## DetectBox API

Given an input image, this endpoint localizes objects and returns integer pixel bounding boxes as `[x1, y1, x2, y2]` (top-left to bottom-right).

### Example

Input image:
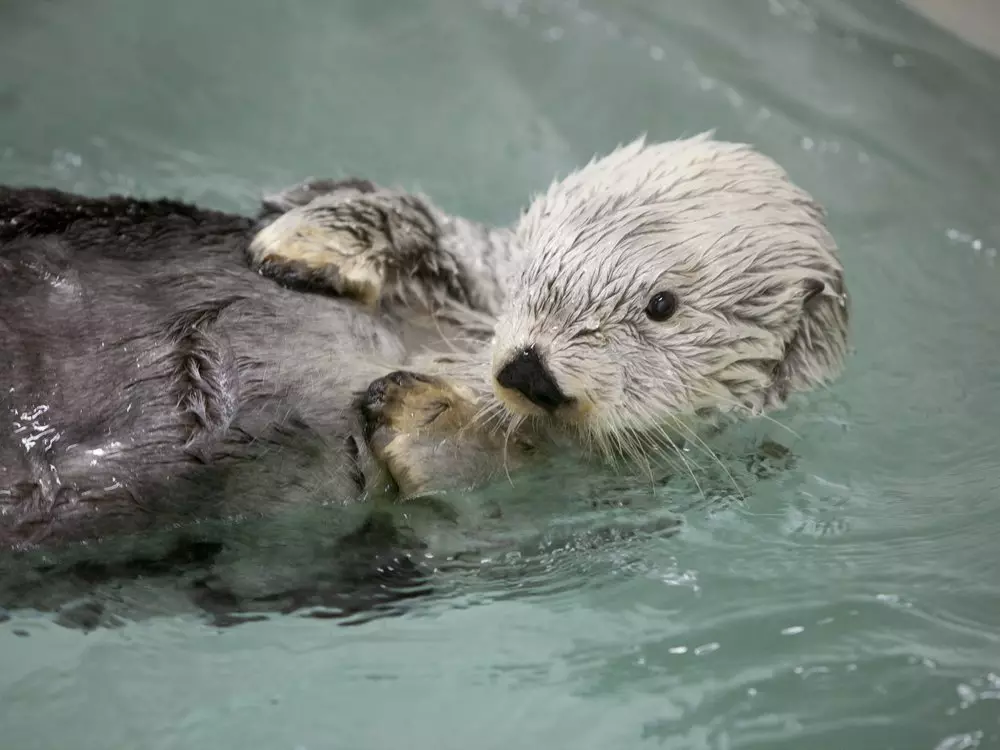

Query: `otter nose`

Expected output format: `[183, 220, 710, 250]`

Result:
[495, 346, 571, 412]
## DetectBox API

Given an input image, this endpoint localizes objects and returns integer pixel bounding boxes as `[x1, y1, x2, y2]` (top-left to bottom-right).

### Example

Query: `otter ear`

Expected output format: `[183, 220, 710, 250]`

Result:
[802, 277, 825, 305]
[256, 177, 379, 223]
[764, 271, 850, 410]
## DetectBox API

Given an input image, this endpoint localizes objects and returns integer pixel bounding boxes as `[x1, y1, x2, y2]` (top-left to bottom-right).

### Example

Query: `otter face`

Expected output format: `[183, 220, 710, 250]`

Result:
[491, 134, 849, 450]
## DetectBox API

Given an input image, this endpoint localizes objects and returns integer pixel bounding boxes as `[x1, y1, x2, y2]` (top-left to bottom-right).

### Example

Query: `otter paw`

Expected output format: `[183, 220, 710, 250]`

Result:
[247, 196, 391, 308]
[358, 370, 485, 498]
[361, 371, 474, 446]
[257, 177, 379, 221]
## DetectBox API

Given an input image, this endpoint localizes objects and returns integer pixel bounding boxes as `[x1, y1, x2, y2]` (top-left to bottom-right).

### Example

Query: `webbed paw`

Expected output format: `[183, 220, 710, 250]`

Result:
[257, 177, 378, 222]
[358, 370, 535, 500]
[247, 183, 439, 310]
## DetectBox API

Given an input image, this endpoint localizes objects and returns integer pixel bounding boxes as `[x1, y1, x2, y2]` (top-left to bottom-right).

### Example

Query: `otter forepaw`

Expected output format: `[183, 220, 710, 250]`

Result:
[257, 177, 379, 221]
[358, 370, 487, 499]
[361, 371, 473, 447]
[247, 188, 441, 310]
[247, 196, 391, 308]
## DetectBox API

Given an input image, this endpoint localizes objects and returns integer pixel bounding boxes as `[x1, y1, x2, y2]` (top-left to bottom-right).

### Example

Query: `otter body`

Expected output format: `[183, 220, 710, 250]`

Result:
[2, 134, 852, 547]
[0, 134, 851, 627]
[0, 187, 407, 550]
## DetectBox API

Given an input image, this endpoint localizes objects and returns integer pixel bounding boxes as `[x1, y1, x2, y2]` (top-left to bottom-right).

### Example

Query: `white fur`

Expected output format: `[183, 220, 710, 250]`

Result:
[490, 133, 849, 447]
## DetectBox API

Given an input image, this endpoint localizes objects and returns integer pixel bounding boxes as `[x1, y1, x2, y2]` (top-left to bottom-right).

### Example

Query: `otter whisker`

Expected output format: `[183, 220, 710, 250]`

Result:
[618, 400, 718, 505]
[595, 405, 708, 506]
[620, 400, 699, 467]
[613, 420, 647, 479]
[498, 412, 527, 487]
[619, 425, 661, 488]
[637, 412, 711, 500]
[486, 403, 521, 439]
[666, 414, 747, 503]
[473, 399, 509, 435]
[591, 421, 623, 473]
[425, 306, 491, 356]
[684, 383, 801, 441]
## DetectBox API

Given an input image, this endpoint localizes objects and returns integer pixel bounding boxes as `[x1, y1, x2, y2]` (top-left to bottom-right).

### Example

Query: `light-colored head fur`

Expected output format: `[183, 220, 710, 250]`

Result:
[491, 133, 849, 457]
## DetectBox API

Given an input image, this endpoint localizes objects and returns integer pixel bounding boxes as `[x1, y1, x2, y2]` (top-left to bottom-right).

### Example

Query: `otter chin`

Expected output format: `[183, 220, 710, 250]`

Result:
[489, 133, 850, 454]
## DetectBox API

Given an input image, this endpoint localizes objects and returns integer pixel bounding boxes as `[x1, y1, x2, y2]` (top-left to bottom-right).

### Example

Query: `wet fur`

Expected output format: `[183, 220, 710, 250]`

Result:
[0, 186, 407, 550]
[0, 134, 850, 626]
[495, 134, 849, 438]
[253, 135, 850, 491]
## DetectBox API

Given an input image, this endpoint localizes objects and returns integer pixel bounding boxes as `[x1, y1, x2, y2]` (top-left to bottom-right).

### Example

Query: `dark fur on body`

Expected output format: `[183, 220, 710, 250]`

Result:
[0, 186, 405, 552]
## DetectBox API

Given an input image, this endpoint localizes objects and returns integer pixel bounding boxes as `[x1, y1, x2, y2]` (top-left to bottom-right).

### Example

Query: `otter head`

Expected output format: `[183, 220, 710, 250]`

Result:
[490, 134, 849, 454]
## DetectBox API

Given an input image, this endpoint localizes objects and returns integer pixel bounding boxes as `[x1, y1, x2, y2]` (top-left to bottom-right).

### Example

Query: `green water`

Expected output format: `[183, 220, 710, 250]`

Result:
[2, 0, 1000, 748]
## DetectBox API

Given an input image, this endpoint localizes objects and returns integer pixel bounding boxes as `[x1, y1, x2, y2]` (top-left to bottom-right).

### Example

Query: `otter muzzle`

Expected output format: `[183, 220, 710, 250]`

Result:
[494, 346, 572, 412]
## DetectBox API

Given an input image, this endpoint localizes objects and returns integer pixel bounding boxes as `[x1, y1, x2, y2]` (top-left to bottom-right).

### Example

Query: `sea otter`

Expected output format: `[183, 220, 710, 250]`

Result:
[249, 133, 850, 501]
[0, 134, 849, 626]
[2, 134, 850, 546]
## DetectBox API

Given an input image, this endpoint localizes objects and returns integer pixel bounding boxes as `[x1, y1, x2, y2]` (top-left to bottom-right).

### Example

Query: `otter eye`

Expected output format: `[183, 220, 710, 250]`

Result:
[645, 291, 678, 322]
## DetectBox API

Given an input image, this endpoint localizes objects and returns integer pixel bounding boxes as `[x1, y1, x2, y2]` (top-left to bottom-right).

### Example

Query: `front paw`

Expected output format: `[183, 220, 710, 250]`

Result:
[358, 370, 522, 500]
[247, 189, 440, 310]
[247, 195, 390, 308]
[257, 177, 378, 221]
[360, 371, 474, 456]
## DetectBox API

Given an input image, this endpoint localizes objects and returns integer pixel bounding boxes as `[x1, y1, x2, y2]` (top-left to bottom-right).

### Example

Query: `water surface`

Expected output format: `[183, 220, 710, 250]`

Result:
[1, 1, 999, 748]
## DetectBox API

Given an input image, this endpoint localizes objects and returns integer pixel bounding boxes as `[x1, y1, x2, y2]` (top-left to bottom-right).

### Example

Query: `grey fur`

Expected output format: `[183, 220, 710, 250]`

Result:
[0, 186, 405, 550]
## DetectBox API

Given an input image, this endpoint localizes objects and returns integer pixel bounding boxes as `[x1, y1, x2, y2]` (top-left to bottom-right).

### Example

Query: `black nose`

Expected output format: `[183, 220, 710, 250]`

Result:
[495, 346, 571, 412]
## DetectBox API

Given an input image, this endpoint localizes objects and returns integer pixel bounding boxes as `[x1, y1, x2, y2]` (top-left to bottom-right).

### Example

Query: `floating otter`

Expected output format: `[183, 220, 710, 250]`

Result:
[252, 134, 850, 500]
[0, 134, 848, 626]
[1, 134, 850, 545]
